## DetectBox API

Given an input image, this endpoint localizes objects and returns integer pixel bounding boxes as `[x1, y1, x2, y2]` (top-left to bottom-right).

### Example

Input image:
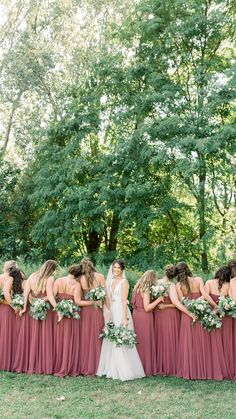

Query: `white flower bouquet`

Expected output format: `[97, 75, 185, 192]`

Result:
[11, 293, 24, 310]
[54, 299, 80, 320]
[217, 296, 236, 318]
[30, 298, 51, 320]
[200, 311, 222, 332]
[182, 296, 222, 332]
[100, 321, 137, 348]
[150, 283, 169, 298]
[88, 286, 106, 302]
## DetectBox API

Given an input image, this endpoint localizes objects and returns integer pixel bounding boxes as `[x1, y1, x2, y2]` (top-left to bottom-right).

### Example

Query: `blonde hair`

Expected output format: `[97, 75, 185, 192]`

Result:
[80, 258, 96, 289]
[134, 270, 158, 294]
[4, 260, 17, 272]
[34, 260, 57, 294]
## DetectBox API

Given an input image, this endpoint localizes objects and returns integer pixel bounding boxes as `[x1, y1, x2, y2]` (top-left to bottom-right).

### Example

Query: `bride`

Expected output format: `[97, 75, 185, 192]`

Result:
[97, 260, 145, 381]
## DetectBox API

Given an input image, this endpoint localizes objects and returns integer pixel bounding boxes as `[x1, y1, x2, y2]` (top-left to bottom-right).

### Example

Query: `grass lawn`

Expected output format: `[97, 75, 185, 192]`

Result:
[0, 372, 236, 419]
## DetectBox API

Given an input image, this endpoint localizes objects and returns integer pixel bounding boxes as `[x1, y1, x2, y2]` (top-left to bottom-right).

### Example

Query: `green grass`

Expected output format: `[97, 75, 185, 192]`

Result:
[0, 372, 236, 419]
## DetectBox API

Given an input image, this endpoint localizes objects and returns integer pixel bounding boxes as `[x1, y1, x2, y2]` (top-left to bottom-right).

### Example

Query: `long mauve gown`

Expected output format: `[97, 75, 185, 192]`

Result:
[0, 301, 17, 371]
[54, 293, 81, 377]
[27, 292, 54, 375]
[208, 294, 229, 379]
[132, 291, 156, 375]
[154, 296, 181, 376]
[13, 305, 32, 373]
[80, 290, 104, 375]
[177, 292, 219, 380]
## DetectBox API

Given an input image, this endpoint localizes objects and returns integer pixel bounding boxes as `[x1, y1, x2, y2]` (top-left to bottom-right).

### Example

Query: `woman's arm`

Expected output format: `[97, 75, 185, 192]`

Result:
[176, 282, 184, 300]
[121, 280, 129, 326]
[198, 277, 217, 307]
[169, 284, 197, 320]
[143, 292, 164, 312]
[3, 278, 13, 305]
[205, 280, 211, 295]
[100, 275, 110, 310]
[73, 282, 101, 307]
[46, 276, 57, 307]
[19, 277, 31, 316]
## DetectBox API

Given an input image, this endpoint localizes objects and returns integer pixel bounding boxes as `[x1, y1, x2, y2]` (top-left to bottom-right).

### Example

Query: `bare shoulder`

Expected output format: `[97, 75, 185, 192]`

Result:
[95, 272, 105, 281]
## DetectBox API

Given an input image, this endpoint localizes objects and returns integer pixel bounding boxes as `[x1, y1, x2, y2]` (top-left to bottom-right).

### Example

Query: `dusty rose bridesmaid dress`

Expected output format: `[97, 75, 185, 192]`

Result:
[27, 292, 54, 375]
[0, 301, 16, 371]
[80, 290, 104, 375]
[13, 306, 32, 373]
[132, 291, 156, 375]
[177, 292, 217, 380]
[154, 296, 181, 376]
[209, 294, 230, 379]
[54, 293, 81, 377]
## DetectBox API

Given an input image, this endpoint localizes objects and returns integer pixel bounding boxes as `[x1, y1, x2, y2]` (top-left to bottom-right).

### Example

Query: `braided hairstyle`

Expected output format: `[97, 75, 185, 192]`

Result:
[8, 267, 23, 295]
[80, 258, 97, 289]
[176, 262, 193, 293]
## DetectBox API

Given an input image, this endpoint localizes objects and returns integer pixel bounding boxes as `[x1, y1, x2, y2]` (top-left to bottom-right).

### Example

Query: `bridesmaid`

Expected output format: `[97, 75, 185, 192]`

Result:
[50, 265, 82, 378]
[228, 260, 236, 379]
[132, 270, 164, 376]
[176, 262, 218, 380]
[205, 266, 231, 379]
[20, 260, 57, 375]
[0, 265, 24, 371]
[74, 257, 106, 376]
[154, 264, 195, 376]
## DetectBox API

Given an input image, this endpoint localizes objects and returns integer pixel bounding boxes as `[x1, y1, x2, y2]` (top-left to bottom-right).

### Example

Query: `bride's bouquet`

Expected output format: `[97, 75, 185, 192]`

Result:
[0, 289, 4, 302]
[88, 286, 106, 302]
[11, 294, 24, 310]
[150, 283, 168, 299]
[100, 321, 137, 348]
[54, 299, 80, 320]
[182, 297, 222, 331]
[216, 296, 236, 318]
[30, 298, 51, 320]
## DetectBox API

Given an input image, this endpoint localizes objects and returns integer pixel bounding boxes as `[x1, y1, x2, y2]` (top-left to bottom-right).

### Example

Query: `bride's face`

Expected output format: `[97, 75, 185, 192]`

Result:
[112, 263, 122, 277]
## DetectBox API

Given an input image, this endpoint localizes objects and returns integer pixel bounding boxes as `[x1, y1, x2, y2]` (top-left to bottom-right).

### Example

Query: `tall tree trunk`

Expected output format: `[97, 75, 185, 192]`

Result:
[198, 153, 208, 272]
[108, 213, 120, 251]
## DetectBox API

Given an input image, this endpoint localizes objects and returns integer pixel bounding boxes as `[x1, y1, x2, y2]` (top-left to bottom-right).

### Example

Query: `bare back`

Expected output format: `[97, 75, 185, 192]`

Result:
[0, 273, 10, 289]
[205, 279, 229, 297]
[54, 275, 78, 296]
[80, 272, 105, 291]
[177, 276, 202, 297]
[229, 277, 236, 301]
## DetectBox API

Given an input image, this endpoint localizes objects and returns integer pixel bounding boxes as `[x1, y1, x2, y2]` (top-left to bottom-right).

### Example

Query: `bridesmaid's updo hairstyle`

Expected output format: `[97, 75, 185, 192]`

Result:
[34, 260, 58, 294]
[134, 270, 157, 294]
[3, 260, 17, 273]
[228, 260, 236, 279]
[112, 260, 125, 271]
[68, 264, 82, 279]
[176, 262, 192, 293]
[8, 267, 23, 295]
[165, 264, 177, 280]
[215, 266, 231, 291]
[80, 257, 97, 289]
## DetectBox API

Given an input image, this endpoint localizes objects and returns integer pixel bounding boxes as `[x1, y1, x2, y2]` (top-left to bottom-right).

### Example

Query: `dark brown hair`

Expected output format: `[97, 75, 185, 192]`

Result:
[112, 260, 125, 271]
[215, 265, 231, 290]
[228, 260, 236, 278]
[9, 267, 23, 295]
[68, 264, 82, 279]
[165, 264, 177, 280]
[176, 262, 193, 292]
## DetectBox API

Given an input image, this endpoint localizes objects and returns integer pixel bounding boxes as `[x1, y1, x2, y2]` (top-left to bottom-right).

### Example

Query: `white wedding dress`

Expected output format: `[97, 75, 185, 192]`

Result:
[97, 278, 145, 381]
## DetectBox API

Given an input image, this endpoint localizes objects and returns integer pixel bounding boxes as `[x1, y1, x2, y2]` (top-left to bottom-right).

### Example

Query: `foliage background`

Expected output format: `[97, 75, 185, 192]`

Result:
[0, 0, 235, 273]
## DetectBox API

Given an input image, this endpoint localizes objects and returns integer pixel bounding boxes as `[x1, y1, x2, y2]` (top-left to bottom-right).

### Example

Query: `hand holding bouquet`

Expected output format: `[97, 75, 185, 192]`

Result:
[54, 299, 80, 323]
[30, 298, 51, 320]
[11, 294, 24, 311]
[150, 283, 169, 299]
